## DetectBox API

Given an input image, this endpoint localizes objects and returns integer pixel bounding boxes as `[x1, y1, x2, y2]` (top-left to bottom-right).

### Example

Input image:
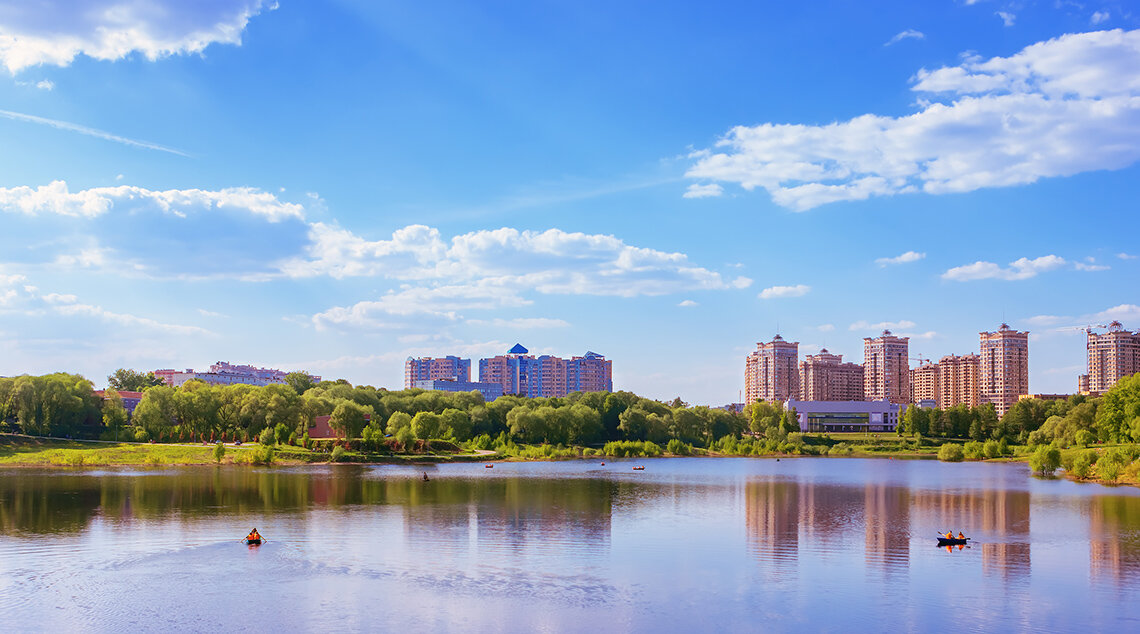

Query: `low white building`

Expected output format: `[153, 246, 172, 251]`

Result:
[784, 399, 901, 433]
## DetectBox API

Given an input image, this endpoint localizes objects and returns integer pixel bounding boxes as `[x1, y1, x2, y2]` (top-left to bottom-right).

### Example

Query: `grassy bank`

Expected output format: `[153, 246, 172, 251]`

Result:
[0, 434, 497, 466]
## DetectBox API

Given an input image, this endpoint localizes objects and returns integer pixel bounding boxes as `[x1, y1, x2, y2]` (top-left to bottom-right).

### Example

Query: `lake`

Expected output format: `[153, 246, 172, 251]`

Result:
[2, 457, 1139, 632]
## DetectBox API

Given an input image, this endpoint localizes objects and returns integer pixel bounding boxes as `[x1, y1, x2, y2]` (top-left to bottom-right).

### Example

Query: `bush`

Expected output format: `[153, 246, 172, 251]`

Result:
[1099, 460, 1122, 483]
[1029, 445, 1061, 476]
[330, 446, 346, 462]
[938, 444, 964, 462]
[666, 439, 692, 456]
[984, 439, 1001, 459]
[1070, 450, 1095, 479]
[252, 445, 274, 465]
[1074, 429, 1095, 448]
[213, 442, 226, 464]
[274, 423, 289, 445]
[133, 428, 150, 442]
[302, 432, 311, 450]
[259, 429, 274, 446]
[963, 441, 985, 460]
[1027, 430, 1048, 447]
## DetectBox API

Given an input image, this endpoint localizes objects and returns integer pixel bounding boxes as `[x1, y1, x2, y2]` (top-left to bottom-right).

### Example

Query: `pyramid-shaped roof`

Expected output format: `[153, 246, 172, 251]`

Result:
[508, 343, 529, 354]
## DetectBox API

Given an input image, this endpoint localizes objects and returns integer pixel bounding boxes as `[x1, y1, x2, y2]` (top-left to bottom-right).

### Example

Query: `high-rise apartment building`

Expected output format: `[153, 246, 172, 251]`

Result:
[479, 344, 612, 398]
[910, 362, 940, 406]
[938, 353, 980, 409]
[863, 330, 910, 404]
[745, 335, 800, 403]
[1086, 321, 1140, 394]
[404, 355, 471, 389]
[798, 349, 864, 401]
[567, 351, 613, 393]
[980, 323, 1029, 417]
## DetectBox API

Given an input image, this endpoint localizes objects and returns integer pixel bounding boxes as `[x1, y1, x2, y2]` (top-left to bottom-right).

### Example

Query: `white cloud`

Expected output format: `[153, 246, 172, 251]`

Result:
[35, 79, 52, 90]
[759, 284, 810, 299]
[687, 29, 1140, 210]
[875, 251, 926, 266]
[849, 319, 916, 331]
[312, 283, 532, 331]
[817, 323, 835, 332]
[678, 299, 698, 307]
[467, 317, 571, 329]
[197, 308, 227, 318]
[898, 330, 938, 340]
[288, 225, 745, 297]
[1074, 258, 1109, 271]
[1118, 252, 1137, 260]
[683, 183, 724, 198]
[0, 109, 188, 155]
[0, 0, 275, 73]
[885, 29, 925, 46]
[0, 180, 302, 221]
[996, 11, 1016, 27]
[942, 255, 1066, 281]
[1091, 11, 1110, 25]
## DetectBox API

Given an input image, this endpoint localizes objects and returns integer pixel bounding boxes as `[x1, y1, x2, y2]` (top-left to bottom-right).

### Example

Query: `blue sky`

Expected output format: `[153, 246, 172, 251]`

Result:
[0, 0, 1137, 404]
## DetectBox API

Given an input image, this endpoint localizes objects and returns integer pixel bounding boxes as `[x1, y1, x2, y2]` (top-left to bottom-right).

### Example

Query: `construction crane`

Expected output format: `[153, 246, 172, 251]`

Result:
[909, 354, 932, 366]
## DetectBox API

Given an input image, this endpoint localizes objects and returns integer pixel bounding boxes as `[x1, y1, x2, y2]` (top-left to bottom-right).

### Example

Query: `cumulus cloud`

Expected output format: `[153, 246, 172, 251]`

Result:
[1075, 258, 1110, 271]
[875, 251, 925, 266]
[0, 0, 275, 73]
[35, 79, 52, 90]
[1091, 11, 1110, 25]
[312, 283, 532, 331]
[0, 179, 302, 221]
[687, 29, 1140, 210]
[1118, 252, 1137, 260]
[942, 255, 1066, 281]
[287, 225, 745, 297]
[849, 319, 916, 331]
[996, 11, 1016, 27]
[678, 299, 698, 307]
[885, 29, 925, 46]
[759, 284, 810, 299]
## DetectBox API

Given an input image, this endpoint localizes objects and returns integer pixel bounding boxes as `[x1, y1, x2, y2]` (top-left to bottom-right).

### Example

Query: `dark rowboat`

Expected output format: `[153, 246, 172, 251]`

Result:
[245, 538, 262, 545]
[937, 537, 969, 546]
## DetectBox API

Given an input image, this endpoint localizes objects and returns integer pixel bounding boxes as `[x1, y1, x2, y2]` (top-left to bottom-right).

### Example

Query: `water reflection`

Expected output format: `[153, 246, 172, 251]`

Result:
[1089, 495, 1140, 586]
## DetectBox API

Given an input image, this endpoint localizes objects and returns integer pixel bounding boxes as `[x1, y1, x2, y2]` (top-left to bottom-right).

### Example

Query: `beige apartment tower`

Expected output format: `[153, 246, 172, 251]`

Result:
[980, 324, 1029, 417]
[864, 330, 910, 404]
[910, 362, 940, 405]
[1086, 321, 1140, 394]
[939, 353, 981, 409]
[799, 349, 865, 401]
[745, 335, 800, 403]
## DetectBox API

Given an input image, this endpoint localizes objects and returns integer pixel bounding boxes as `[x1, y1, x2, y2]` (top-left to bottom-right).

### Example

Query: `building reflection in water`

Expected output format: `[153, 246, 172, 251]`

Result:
[745, 481, 801, 571]
[1089, 495, 1140, 587]
[911, 488, 1030, 578]
[864, 483, 910, 572]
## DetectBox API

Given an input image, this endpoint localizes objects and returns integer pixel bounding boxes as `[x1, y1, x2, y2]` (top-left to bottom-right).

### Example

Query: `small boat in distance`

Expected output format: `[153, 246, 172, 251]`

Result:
[936, 537, 969, 546]
[244, 528, 262, 545]
[633, 466, 645, 471]
[485, 464, 494, 468]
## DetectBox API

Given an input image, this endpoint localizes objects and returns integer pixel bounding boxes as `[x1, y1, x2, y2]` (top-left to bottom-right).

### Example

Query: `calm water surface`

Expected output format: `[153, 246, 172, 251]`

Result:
[2, 458, 1139, 632]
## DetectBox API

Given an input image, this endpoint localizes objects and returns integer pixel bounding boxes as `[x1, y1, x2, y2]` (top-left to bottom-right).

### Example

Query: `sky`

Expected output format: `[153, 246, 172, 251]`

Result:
[0, 0, 1137, 404]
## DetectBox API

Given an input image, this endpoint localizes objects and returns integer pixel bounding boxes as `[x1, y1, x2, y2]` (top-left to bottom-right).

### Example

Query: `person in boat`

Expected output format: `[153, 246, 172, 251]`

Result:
[422, 472, 429, 481]
[958, 531, 965, 540]
[246, 528, 261, 541]
[945, 531, 954, 539]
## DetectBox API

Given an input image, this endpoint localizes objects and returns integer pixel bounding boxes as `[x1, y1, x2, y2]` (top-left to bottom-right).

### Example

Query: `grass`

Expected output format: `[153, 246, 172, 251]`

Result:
[0, 434, 496, 466]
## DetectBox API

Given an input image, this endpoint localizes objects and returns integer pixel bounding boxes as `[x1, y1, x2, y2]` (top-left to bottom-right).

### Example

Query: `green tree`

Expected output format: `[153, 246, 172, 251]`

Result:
[1028, 445, 1062, 476]
[411, 411, 443, 441]
[285, 372, 317, 396]
[213, 442, 226, 463]
[133, 386, 178, 440]
[102, 389, 128, 441]
[107, 368, 164, 392]
[938, 443, 964, 462]
[329, 401, 372, 441]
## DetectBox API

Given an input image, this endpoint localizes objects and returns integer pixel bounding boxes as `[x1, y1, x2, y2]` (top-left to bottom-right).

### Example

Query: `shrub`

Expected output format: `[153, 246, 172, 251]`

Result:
[983, 439, 1001, 459]
[1099, 460, 1122, 483]
[666, 439, 692, 456]
[1027, 430, 1048, 447]
[213, 442, 226, 464]
[1070, 450, 1095, 479]
[938, 443, 964, 462]
[330, 446, 346, 463]
[1029, 446, 1061, 476]
[302, 432, 311, 449]
[963, 441, 985, 460]
[133, 428, 150, 442]
[252, 445, 274, 465]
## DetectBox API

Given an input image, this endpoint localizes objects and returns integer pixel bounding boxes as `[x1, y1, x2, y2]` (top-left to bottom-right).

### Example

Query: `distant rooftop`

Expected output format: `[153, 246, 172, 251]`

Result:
[508, 343, 529, 354]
